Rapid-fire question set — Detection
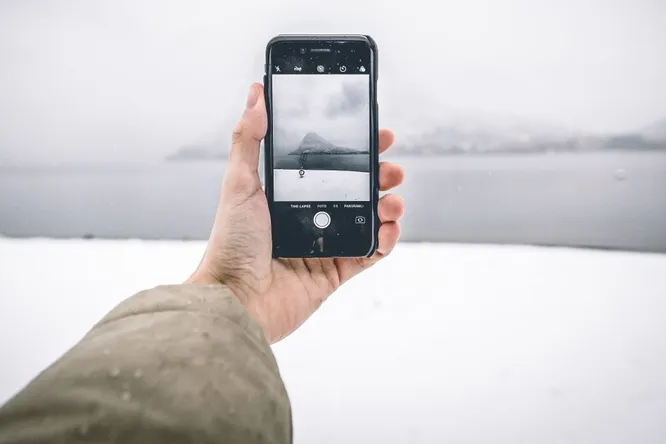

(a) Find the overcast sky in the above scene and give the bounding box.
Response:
[1,0,665,163]
[273,75,369,155]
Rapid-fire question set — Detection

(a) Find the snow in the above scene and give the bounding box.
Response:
[274,169,370,201]
[1,239,666,443]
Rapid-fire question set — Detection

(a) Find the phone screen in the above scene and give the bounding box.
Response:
[266,39,376,257]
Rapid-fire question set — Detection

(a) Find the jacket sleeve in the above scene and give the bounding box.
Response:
[0,284,292,444]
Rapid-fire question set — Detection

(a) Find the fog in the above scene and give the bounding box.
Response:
[273,75,369,155]
[1,0,665,164]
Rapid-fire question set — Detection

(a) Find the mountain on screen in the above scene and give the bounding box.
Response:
[289,132,368,155]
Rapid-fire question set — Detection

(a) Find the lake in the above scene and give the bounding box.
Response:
[1,151,665,253]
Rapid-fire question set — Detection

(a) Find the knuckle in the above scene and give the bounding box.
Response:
[229,170,258,191]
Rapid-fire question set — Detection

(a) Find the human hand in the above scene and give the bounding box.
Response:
[188,83,405,343]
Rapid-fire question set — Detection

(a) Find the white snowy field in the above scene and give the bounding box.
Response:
[274,169,370,201]
[1,239,666,443]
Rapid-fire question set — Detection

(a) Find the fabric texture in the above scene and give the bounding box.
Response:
[0,284,292,444]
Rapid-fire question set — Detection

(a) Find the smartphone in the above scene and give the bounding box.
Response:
[264,34,379,258]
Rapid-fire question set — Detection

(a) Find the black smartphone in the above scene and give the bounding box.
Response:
[264,34,379,258]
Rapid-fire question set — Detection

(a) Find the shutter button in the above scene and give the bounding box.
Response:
[313,211,331,229]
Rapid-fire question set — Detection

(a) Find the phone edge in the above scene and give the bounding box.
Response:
[264,34,379,258]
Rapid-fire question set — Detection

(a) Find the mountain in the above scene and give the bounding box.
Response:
[165,113,666,161]
[293,132,337,153]
[389,123,583,155]
[388,117,666,155]
[602,133,666,151]
[289,132,368,155]
[641,118,666,142]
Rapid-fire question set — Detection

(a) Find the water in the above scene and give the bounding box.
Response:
[1,151,665,252]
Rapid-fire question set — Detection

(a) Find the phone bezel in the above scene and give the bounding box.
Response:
[264,34,379,258]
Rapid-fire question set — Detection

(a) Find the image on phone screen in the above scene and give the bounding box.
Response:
[266,38,376,258]
[272,74,370,202]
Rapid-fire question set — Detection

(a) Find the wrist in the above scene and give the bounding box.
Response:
[185,268,221,286]
[185,267,275,343]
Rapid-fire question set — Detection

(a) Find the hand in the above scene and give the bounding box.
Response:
[188,83,405,343]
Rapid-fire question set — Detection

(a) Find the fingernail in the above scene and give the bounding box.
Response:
[246,85,259,109]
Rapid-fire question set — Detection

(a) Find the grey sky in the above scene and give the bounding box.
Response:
[0,0,665,163]
[273,74,369,155]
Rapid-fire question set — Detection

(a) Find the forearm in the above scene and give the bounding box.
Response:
[0,285,292,444]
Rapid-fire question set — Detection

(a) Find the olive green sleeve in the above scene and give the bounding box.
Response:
[0,285,292,444]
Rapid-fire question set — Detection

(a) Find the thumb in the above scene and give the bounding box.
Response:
[229,82,267,171]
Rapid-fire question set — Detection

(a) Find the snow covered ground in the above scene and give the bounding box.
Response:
[1,238,665,443]
[274,168,370,201]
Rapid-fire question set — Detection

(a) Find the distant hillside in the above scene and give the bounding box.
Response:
[642,118,666,142]
[388,125,666,156]
[165,115,666,160]
[165,145,225,161]
[289,132,368,155]
[603,133,666,151]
